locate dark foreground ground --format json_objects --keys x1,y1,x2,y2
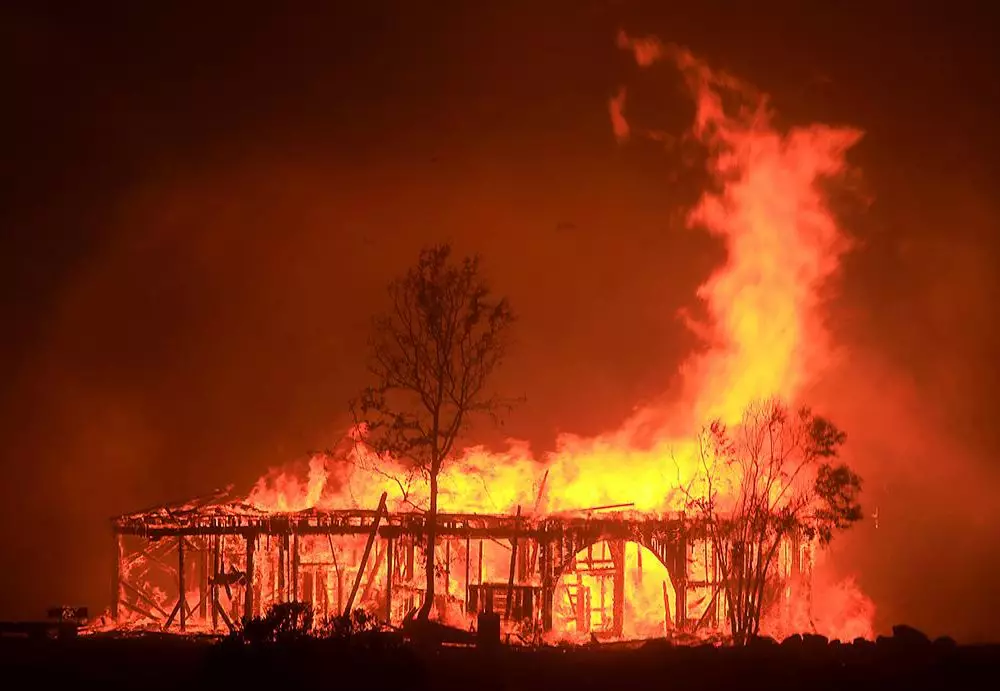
[{"x1": 2, "y1": 629, "x2": 997, "y2": 690}]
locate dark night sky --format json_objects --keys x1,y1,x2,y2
[{"x1": 2, "y1": 1, "x2": 998, "y2": 640}]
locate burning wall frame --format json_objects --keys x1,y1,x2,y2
[{"x1": 110, "y1": 491, "x2": 812, "y2": 638}]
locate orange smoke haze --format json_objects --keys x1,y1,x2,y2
[
  {"x1": 247, "y1": 35, "x2": 873, "y2": 640},
  {"x1": 6, "y1": 5, "x2": 997, "y2": 643}
]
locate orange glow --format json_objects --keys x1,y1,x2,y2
[{"x1": 113, "y1": 37, "x2": 874, "y2": 643}]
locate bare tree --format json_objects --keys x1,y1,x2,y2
[
  {"x1": 351, "y1": 244, "x2": 516, "y2": 622},
  {"x1": 683, "y1": 398, "x2": 862, "y2": 644}
]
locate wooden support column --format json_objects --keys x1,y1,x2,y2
[
  {"x1": 385, "y1": 537, "x2": 394, "y2": 624},
  {"x1": 244, "y1": 533, "x2": 256, "y2": 622},
  {"x1": 504, "y1": 505, "x2": 521, "y2": 621},
  {"x1": 444, "y1": 538, "x2": 451, "y2": 596},
  {"x1": 211, "y1": 536, "x2": 220, "y2": 631},
  {"x1": 278, "y1": 534, "x2": 286, "y2": 603},
  {"x1": 539, "y1": 540, "x2": 553, "y2": 632},
  {"x1": 406, "y1": 536, "x2": 415, "y2": 581},
  {"x1": 199, "y1": 541, "x2": 208, "y2": 621},
  {"x1": 611, "y1": 539, "x2": 625, "y2": 638},
  {"x1": 112, "y1": 532, "x2": 123, "y2": 623},
  {"x1": 464, "y1": 534, "x2": 470, "y2": 608},
  {"x1": 291, "y1": 533, "x2": 300, "y2": 602},
  {"x1": 670, "y1": 537, "x2": 688, "y2": 631},
  {"x1": 178, "y1": 537, "x2": 187, "y2": 632},
  {"x1": 517, "y1": 540, "x2": 529, "y2": 581},
  {"x1": 662, "y1": 581, "x2": 672, "y2": 635}
]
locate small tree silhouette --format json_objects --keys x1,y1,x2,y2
[
  {"x1": 682, "y1": 398, "x2": 863, "y2": 644},
  {"x1": 352, "y1": 244, "x2": 517, "y2": 622}
]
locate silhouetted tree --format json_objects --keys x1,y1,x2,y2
[
  {"x1": 683, "y1": 399, "x2": 863, "y2": 644},
  {"x1": 352, "y1": 244, "x2": 516, "y2": 622}
]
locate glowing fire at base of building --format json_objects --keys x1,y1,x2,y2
[{"x1": 102, "y1": 34, "x2": 878, "y2": 644}]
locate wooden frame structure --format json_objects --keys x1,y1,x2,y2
[{"x1": 110, "y1": 491, "x2": 809, "y2": 637}]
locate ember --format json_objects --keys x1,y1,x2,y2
[{"x1": 106, "y1": 36, "x2": 875, "y2": 645}]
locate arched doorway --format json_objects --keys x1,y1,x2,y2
[{"x1": 551, "y1": 539, "x2": 678, "y2": 640}]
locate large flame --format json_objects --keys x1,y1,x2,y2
[{"x1": 243, "y1": 36, "x2": 873, "y2": 640}]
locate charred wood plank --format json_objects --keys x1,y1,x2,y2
[
  {"x1": 505, "y1": 505, "x2": 521, "y2": 621},
  {"x1": 119, "y1": 598, "x2": 159, "y2": 623},
  {"x1": 178, "y1": 537, "x2": 186, "y2": 631},
  {"x1": 343, "y1": 492, "x2": 387, "y2": 617},
  {"x1": 121, "y1": 580, "x2": 170, "y2": 619}
]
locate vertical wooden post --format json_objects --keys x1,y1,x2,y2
[
  {"x1": 464, "y1": 533, "x2": 470, "y2": 609},
  {"x1": 385, "y1": 536, "x2": 394, "y2": 624},
  {"x1": 405, "y1": 536, "x2": 414, "y2": 580},
  {"x1": 244, "y1": 533, "x2": 255, "y2": 622},
  {"x1": 112, "y1": 532, "x2": 122, "y2": 623},
  {"x1": 199, "y1": 540, "x2": 208, "y2": 621},
  {"x1": 673, "y1": 538, "x2": 688, "y2": 631},
  {"x1": 291, "y1": 533, "x2": 300, "y2": 602},
  {"x1": 539, "y1": 540, "x2": 554, "y2": 632},
  {"x1": 278, "y1": 534, "x2": 286, "y2": 603},
  {"x1": 505, "y1": 505, "x2": 521, "y2": 621},
  {"x1": 444, "y1": 538, "x2": 451, "y2": 596},
  {"x1": 611, "y1": 539, "x2": 625, "y2": 638},
  {"x1": 211, "y1": 536, "x2": 220, "y2": 631},
  {"x1": 662, "y1": 580, "x2": 671, "y2": 635},
  {"x1": 478, "y1": 539, "x2": 483, "y2": 584},
  {"x1": 178, "y1": 537, "x2": 187, "y2": 632}
]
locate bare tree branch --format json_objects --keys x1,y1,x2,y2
[
  {"x1": 679, "y1": 398, "x2": 863, "y2": 644},
  {"x1": 349, "y1": 243, "x2": 517, "y2": 622}
]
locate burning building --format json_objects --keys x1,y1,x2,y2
[
  {"x1": 110, "y1": 489, "x2": 815, "y2": 641},
  {"x1": 107, "y1": 36, "x2": 876, "y2": 644}
]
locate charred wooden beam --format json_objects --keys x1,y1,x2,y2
[
  {"x1": 178, "y1": 537, "x2": 186, "y2": 632},
  {"x1": 444, "y1": 538, "x2": 451, "y2": 597},
  {"x1": 244, "y1": 533, "x2": 256, "y2": 622},
  {"x1": 291, "y1": 533, "x2": 300, "y2": 602},
  {"x1": 211, "y1": 535, "x2": 220, "y2": 631},
  {"x1": 504, "y1": 505, "x2": 521, "y2": 621},
  {"x1": 610, "y1": 538, "x2": 625, "y2": 638},
  {"x1": 343, "y1": 492, "x2": 387, "y2": 617},
  {"x1": 464, "y1": 534, "x2": 470, "y2": 609},
  {"x1": 277, "y1": 534, "x2": 286, "y2": 602},
  {"x1": 121, "y1": 580, "x2": 170, "y2": 619},
  {"x1": 662, "y1": 581, "x2": 672, "y2": 635},
  {"x1": 199, "y1": 540, "x2": 208, "y2": 620},
  {"x1": 163, "y1": 598, "x2": 181, "y2": 630},
  {"x1": 112, "y1": 532, "x2": 123, "y2": 623},
  {"x1": 213, "y1": 593, "x2": 234, "y2": 633},
  {"x1": 357, "y1": 542, "x2": 386, "y2": 606},
  {"x1": 119, "y1": 598, "x2": 159, "y2": 623},
  {"x1": 385, "y1": 536, "x2": 394, "y2": 624}
]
